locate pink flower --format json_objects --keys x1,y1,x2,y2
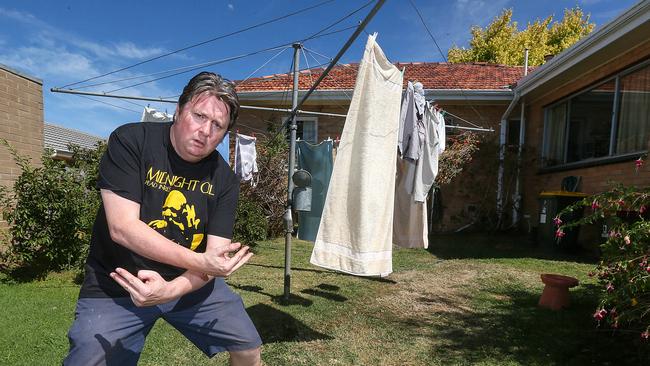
[
  {"x1": 617, "y1": 199, "x2": 625, "y2": 207},
  {"x1": 593, "y1": 309, "x2": 607, "y2": 321},
  {"x1": 641, "y1": 331, "x2": 650, "y2": 340},
  {"x1": 610, "y1": 308, "x2": 617, "y2": 318},
  {"x1": 635, "y1": 157, "x2": 644, "y2": 169},
  {"x1": 640, "y1": 205, "x2": 647, "y2": 214},
  {"x1": 553, "y1": 217, "x2": 563, "y2": 226},
  {"x1": 606, "y1": 283, "x2": 615, "y2": 292},
  {"x1": 591, "y1": 200, "x2": 600, "y2": 210},
  {"x1": 646, "y1": 266, "x2": 650, "y2": 273},
  {"x1": 555, "y1": 229, "x2": 565, "y2": 238},
  {"x1": 624, "y1": 235, "x2": 631, "y2": 245}
]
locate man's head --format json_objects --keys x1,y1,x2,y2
[{"x1": 171, "y1": 72, "x2": 239, "y2": 163}]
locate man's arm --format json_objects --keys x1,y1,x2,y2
[
  {"x1": 101, "y1": 189, "x2": 252, "y2": 277},
  {"x1": 110, "y1": 235, "x2": 249, "y2": 306}
]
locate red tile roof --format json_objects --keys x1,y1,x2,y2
[{"x1": 236, "y1": 62, "x2": 529, "y2": 92}]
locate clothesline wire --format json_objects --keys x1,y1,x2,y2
[
  {"x1": 61, "y1": 0, "x2": 373, "y2": 92},
  {"x1": 75, "y1": 95, "x2": 142, "y2": 114},
  {"x1": 75, "y1": 46, "x2": 293, "y2": 91},
  {"x1": 59, "y1": 0, "x2": 336, "y2": 89},
  {"x1": 236, "y1": 47, "x2": 292, "y2": 86},
  {"x1": 302, "y1": 48, "x2": 353, "y2": 113},
  {"x1": 99, "y1": 24, "x2": 358, "y2": 94},
  {"x1": 408, "y1": 0, "x2": 491, "y2": 128}
]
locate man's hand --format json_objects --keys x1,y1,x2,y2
[
  {"x1": 201, "y1": 241, "x2": 253, "y2": 277},
  {"x1": 110, "y1": 268, "x2": 178, "y2": 307}
]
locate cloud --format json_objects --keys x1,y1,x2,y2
[
  {"x1": 228, "y1": 4, "x2": 234, "y2": 11},
  {"x1": 0, "y1": 7, "x2": 165, "y2": 61}
]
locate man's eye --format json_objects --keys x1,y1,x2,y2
[
  {"x1": 212, "y1": 121, "x2": 223, "y2": 130},
  {"x1": 194, "y1": 113, "x2": 206, "y2": 121}
]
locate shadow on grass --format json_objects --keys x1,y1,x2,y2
[
  {"x1": 246, "y1": 303, "x2": 333, "y2": 343},
  {"x1": 393, "y1": 282, "x2": 649, "y2": 365},
  {"x1": 229, "y1": 283, "x2": 314, "y2": 307},
  {"x1": 428, "y1": 232, "x2": 599, "y2": 264}
]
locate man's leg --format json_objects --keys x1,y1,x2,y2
[
  {"x1": 229, "y1": 346, "x2": 261, "y2": 366},
  {"x1": 161, "y1": 279, "x2": 262, "y2": 362},
  {"x1": 63, "y1": 297, "x2": 160, "y2": 366}
]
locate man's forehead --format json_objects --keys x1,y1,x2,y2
[{"x1": 189, "y1": 92, "x2": 229, "y2": 113}]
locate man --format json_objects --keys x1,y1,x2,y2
[{"x1": 64, "y1": 72, "x2": 262, "y2": 366}]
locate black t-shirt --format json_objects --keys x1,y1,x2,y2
[{"x1": 79, "y1": 122, "x2": 239, "y2": 298}]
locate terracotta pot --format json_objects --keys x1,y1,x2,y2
[{"x1": 538, "y1": 274, "x2": 579, "y2": 311}]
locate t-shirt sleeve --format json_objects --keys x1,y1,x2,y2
[
  {"x1": 207, "y1": 168, "x2": 240, "y2": 239},
  {"x1": 97, "y1": 126, "x2": 143, "y2": 203}
]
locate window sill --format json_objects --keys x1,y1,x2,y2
[{"x1": 538, "y1": 151, "x2": 646, "y2": 174}]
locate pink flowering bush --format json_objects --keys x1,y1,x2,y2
[{"x1": 557, "y1": 156, "x2": 649, "y2": 340}]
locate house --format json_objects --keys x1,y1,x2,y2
[
  {"x1": 514, "y1": 1, "x2": 650, "y2": 249},
  {"x1": 234, "y1": 1, "x2": 650, "y2": 243},
  {"x1": 44, "y1": 122, "x2": 104, "y2": 161},
  {"x1": 235, "y1": 62, "x2": 529, "y2": 231},
  {"x1": 0, "y1": 63, "x2": 43, "y2": 190}
]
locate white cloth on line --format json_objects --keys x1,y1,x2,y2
[
  {"x1": 392, "y1": 157, "x2": 428, "y2": 248},
  {"x1": 397, "y1": 81, "x2": 424, "y2": 161},
  {"x1": 406, "y1": 102, "x2": 446, "y2": 203},
  {"x1": 140, "y1": 107, "x2": 173, "y2": 122},
  {"x1": 234, "y1": 133, "x2": 258, "y2": 183},
  {"x1": 310, "y1": 34, "x2": 403, "y2": 277}
]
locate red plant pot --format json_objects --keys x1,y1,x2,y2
[{"x1": 539, "y1": 274, "x2": 579, "y2": 311}]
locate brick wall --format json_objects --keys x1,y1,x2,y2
[
  {"x1": 0, "y1": 66, "x2": 44, "y2": 231},
  {"x1": 521, "y1": 38, "x2": 650, "y2": 249}
]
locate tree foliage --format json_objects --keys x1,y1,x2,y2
[{"x1": 448, "y1": 7, "x2": 595, "y2": 66}]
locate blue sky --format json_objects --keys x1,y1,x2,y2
[{"x1": 0, "y1": 0, "x2": 638, "y2": 137}]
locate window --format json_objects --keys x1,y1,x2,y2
[
  {"x1": 542, "y1": 60, "x2": 650, "y2": 167},
  {"x1": 285, "y1": 117, "x2": 318, "y2": 143}
]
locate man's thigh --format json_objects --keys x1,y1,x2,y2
[
  {"x1": 63, "y1": 297, "x2": 160, "y2": 366},
  {"x1": 161, "y1": 279, "x2": 262, "y2": 357}
]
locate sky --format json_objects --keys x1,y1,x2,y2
[{"x1": 0, "y1": 0, "x2": 639, "y2": 138}]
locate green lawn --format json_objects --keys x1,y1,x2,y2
[{"x1": 1, "y1": 234, "x2": 648, "y2": 365}]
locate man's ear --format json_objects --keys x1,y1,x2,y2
[{"x1": 173, "y1": 106, "x2": 179, "y2": 122}]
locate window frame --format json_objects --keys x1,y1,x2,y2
[
  {"x1": 540, "y1": 58, "x2": 650, "y2": 171},
  {"x1": 285, "y1": 116, "x2": 319, "y2": 143}
]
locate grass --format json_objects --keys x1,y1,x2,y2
[{"x1": 1, "y1": 233, "x2": 649, "y2": 365}]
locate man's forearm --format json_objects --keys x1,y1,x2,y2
[
  {"x1": 168, "y1": 270, "x2": 215, "y2": 298},
  {"x1": 109, "y1": 218, "x2": 206, "y2": 272}
]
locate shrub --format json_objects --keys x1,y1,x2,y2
[
  {"x1": 0, "y1": 140, "x2": 103, "y2": 279},
  {"x1": 236, "y1": 131, "x2": 288, "y2": 239},
  {"x1": 557, "y1": 156, "x2": 649, "y2": 340},
  {"x1": 233, "y1": 194, "x2": 268, "y2": 245}
]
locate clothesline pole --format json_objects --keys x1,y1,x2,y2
[{"x1": 283, "y1": 43, "x2": 302, "y2": 300}]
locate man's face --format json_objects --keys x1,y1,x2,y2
[{"x1": 171, "y1": 92, "x2": 230, "y2": 163}]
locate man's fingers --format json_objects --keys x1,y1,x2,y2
[
  {"x1": 112, "y1": 267, "x2": 147, "y2": 294},
  {"x1": 214, "y1": 242, "x2": 242, "y2": 256},
  {"x1": 229, "y1": 252, "x2": 254, "y2": 274}
]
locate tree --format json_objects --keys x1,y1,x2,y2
[{"x1": 448, "y1": 7, "x2": 595, "y2": 66}]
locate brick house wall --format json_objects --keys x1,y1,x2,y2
[
  {"x1": 0, "y1": 65, "x2": 44, "y2": 231},
  {"x1": 521, "y1": 38, "x2": 650, "y2": 250}
]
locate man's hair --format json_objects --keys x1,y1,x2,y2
[{"x1": 177, "y1": 71, "x2": 240, "y2": 130}]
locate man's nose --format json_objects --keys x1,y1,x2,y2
[{"x1": 199, "y1": 121, "x2": 212, "y2": 136}]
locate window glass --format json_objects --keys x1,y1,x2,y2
[
  {"x1": 544, "y1": 102, "x2": 567, "y2": 166},
  {"x1": 617, "y1": 64, "x2": 650, "y2": 154},
  {"x1": 566, "y1": 79, "x2": 615, "y2": 163}
]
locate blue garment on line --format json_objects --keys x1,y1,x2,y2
[
  {"x1": 217, "y1": 132, "x2": 230, "y2": 166},
  {"x1": 296, "y1": 140, "x2": 334, "y2": 242}
]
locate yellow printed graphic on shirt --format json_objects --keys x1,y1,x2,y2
[{"x1": 148, "y1": 190, "x2": 204, "y2": 251}]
